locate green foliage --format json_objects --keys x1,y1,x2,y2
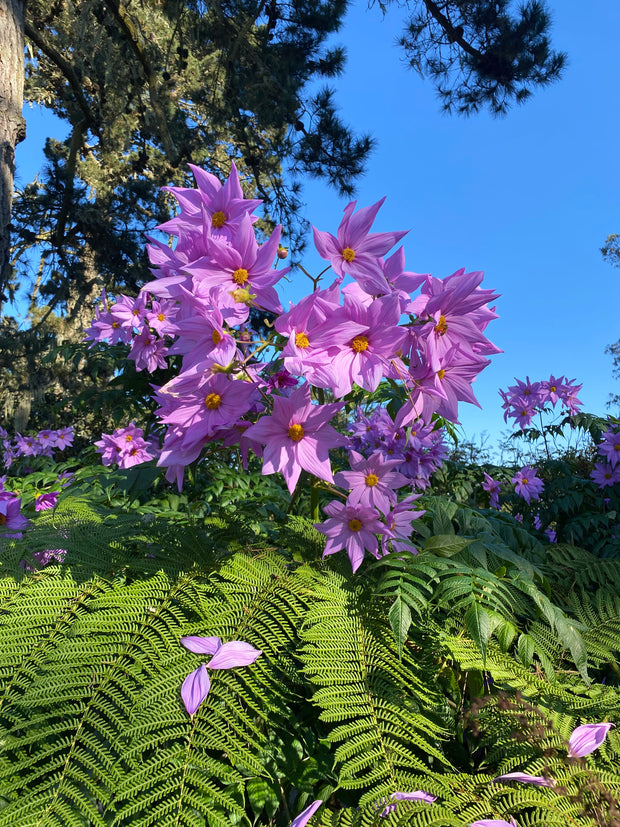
[{"x1": 0, "y1": 477, "x2": 618, "y2": 826}]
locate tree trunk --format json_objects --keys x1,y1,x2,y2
[{"x1": 0, "y1": 0, "x2": 26, "y2": 304}]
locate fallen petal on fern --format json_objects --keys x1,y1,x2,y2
[
  {"x1": 471, "y1": 821, "x2": 517, "y2": 827},
  {"x1": 208, "y1": 640, "x2": 262, "y2": 670},
  {"x1": 181, "y1": 663, "x2": 210, "y2": 715},
  {"x1": 492, "y1": 771, "x2": 556, "y2": 787},
  {"x1": 568, "y1": 722, "x2": 614, "y2": 757},
  {"x1": 289, "y1": 799, "x2": 322, "y2": 827},
  {"x1": 180, "y1": 635, "x2": 222, "y2": 654}
]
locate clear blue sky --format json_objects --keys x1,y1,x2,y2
[{"x1": 15, "y1": 0, "x2": 620, "y2": 449}]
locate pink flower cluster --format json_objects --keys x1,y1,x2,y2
[
  {"x1": 0, "y1": 426, "x2": 74, "y2": 469},
  {"x1": 94, "y1": 423, "x2": 157, "y2": 469},
  {"x1": 590, "y1": 420, "x2": 620, "y2": 488},
  {"x1": 348, "y1": 407, "x2": 448, "y2": 491},
  {"x1": 85, "y1": 290, "x2": 179, "y2": 373},
  {"x1": 482, "y1": 466, "x2": 544, "y2": 508},
  {"x1": 85, "y1": 162, "x2": 501, "y2": 571},
  {"x1": 500, "y1": 375, "x2": 583, "y2": 429}
]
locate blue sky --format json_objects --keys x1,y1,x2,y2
[{"x1": 15, "y1": 0, "x2": 620, "y2": 449}]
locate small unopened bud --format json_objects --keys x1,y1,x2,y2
[
  {"x1": 231, "y1": 288, "x2": 252, "y2": 303},
  {"x1": 277, "y1": 246, "x2": 288, "y2": 260}
]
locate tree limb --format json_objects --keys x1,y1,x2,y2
[
  {"x1": 24, "y1": 20, "x2": 97, "y2": 132},
  {"x1": 102, "y1": 0, "x2": 179, "y2": 164},
  {"x1": 421, "y1": 0, "x2": 483, "y2": 60}
]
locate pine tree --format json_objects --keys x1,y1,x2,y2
[{"x1": 0, "y1": 0, "x2": 566, "y2": 432}]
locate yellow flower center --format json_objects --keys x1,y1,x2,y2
[
  {"x1": 348, "y1": 518, "x2": 362, "y2": 532},
  {"x1": 614, "y1": 444, "x2": 620, "y2": 451},
  {"x1": 437, "y1": 369, "x2": 446, "y2": 380},
  {"x1": 524, "y1": 389, "x2": 531, "y2": 395},
  {"x1": 295, "y1": 332, "x2": 310, "y2": 349},
  {"x1": 550, "y1": 385, "x2": 556, "y2": 392},
  {"x1": 233, "y1": 268, "x2": 249, "y2": 285},
  {"x1": 112, "y1": 321, "x2": 119, "y2": 328},
  {"x1": 157, "y1": 313, "x2": 165, "y2": 322},
  {"x1": 125, "y1": 435, "x2": 133, "y2": 442},
  {"x1": 434, "y1": 314, "x2": 448, "y2": 335},
  {"x1": 365, "y1": 473, "x2": 379, "y2": 487},
  {"x1": 212, "y1": 330, "x2": 222, "y2": 345},
  {"x1": 212, "y1": 210, "x2": 226, "y2": 228},
  {"x1": 288, "y1": 423, "x2": 304, "y2": 442},
  {"x1": 205, "y1": 393, "x2": 222, "y2": 410},
  {"x1": 342, "y1": 247, "x2": 355, "y2": 263},
  {"x1": 351, "y1": 335, "x2": 369, "y2": 353}
]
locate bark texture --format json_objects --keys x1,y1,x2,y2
[{"x1": 0, "y1": 0, "x2": 26, "y2": 301}]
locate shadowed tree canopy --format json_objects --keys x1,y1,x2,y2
[
  {"x1": 394, "y1": 0, "x2": 566, "y2": 115},
  {"x1": 0, "y1": 0, "x2": 566, "y2": 431}
]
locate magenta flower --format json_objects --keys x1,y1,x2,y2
[
  {"x1": 161, "y1": 160, "x2": 261, "y2": 239},
  {"x1": 381, "y1": 494, "x2": 425, "y2": 554},
  {"x1": 128, "y1": 327, "x2": 168, "y2": 372},
  {"x1": 590, "y1": 462, "x2": 620, "y2": 488},
  {"x1": 316, "y1": 499, "x2": 388, "y2": 573},
  {"x1": 184, "y1": 213, "x2": 286, "y2": 315},
  {"x1": 511, "y1": 466, "x2": 544, "y2": 504},
  {"x1": 0, "y1": 494, "x2": 29, "y2": 539},
  {"x1": 598, "y1": 430, "x2": 620, "y2": 468},
  {"x1": 567, "y1": 722, "x2": 614, "y2": 757},
  {"x1": 289, "y1": 800, "x2": 323, "y2": 827},
  {"x1": 95, "y1": 423, "x2": 156, "y2": 469},
  {"x1": 335, "y1": 450, "x2": 408, "y2": 514},
  {"x1": 492, "y1": 772, "x2": 556, "y2": 787},
  {"x1": 313, "y1": 198, "x2": 406, "y2": 280},
  {"x1": 35, "y1": 492, "x2": 59, "y2": 512},
  {"x1": 329, "y1": 292, "x2": 407, "y2": 398},
  {"x1": 244, "y1": 384, "x2": 346, "y2": 493},
  {"x1": 482, "y1": 472, "x2": 501, "y2": 508},
  {"x1": 14, "y1": 434, "x2": 42, "y2": 457},
  {"x1": 54, "y1": 427, "x2": 74, "y2": 449},
  {"x1": 180, "y1": 636, "x2": 261, "y2": 716},
  {"x1": 158, "y1": 372, "x2": 259, "y2": 454}
]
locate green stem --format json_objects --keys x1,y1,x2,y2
[{"x1": 310, "y1": 481, "x2": 320, "y2": 524}]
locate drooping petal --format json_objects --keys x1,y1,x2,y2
[
  {"x1": 208, "y1": 641, "x2": 262, "y2": 670},
  {"x1": 492, "y1": 772, "x2": 556, "y2": 787},
  {"x1": 181, "y1": 663, "x2": 210, "y2": 716},
  {"x1": 391, "y1": 791, "x2": 437, "y2": 803},
  {"x1": 289, "y1": 799, "x2": 323, "y2": 827},
  {"x1": 180, "y1": 635, "x2": 222, "y2": 655},
  {"x1": 471, "y1": 820, "x2": 518, "y2": 827},
  {"x1": 568, "y1": 722, "x2": 614, "y2": 757}
]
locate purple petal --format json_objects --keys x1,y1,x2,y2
[
  {"x1": 492, "y1": 772, "x2": 556, "y2": 788},
  {"x1": 180, "y1": 635, "x2": 222, "y2": 655},
  {"x1": 289, "y1": 799, "x2": 322, "y2": 827},
  {"x1": 208, "y1": 641, "x2": 262, "y2": 670},
  {"x1": 181, "y1": 663, "x2": 210, "y2": 716},
  {"x1": 391, "y1": 791, "x2": 437, "y2": 803},
  {"x1": 568, "y1": 722, "x2": 614, "y2": 757},
  {"x1": 471, "y1": 821, "x2": 518, "y2": 827}
]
